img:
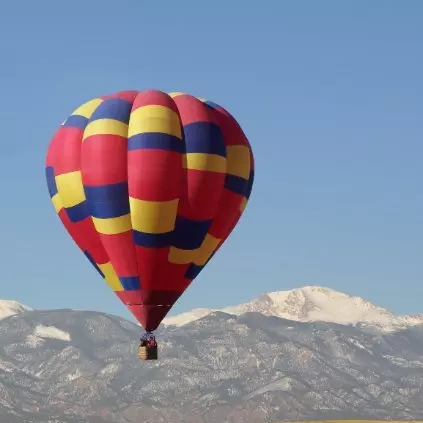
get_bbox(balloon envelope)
[45,90,254,331]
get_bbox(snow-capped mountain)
[1,302,423,423]
[163,285,423,332]
[1,286,423,422]
[0,299,31,319]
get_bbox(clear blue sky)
[1,1,422,322]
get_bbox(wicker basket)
[137,345,158,360]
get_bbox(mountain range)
[163,285,423,331]
[1,286,423,423]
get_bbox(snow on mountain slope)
[163,285,423,331]
[3,306,423,422]
[34,324,71,341]
[25,324,71,347]
[163,308,212,326]
[0,300,31,319]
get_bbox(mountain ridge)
[1,307,423,422]
[3,285,423,334]
[163,285,423,332]
[0,299,32,319]
[1,290,423,422]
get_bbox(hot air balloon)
[45,90,254,360]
